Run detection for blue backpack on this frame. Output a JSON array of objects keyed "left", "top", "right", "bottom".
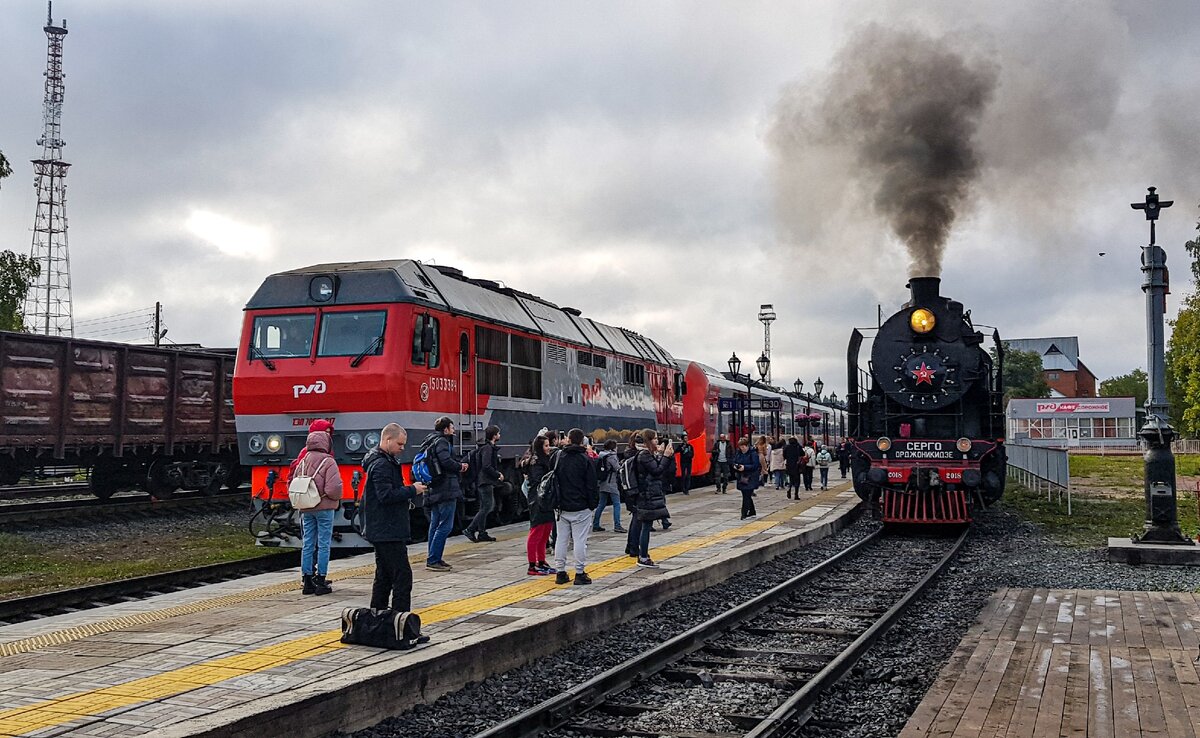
[{"left": 411, "top": 437, "right": 442, "bottom": 485}]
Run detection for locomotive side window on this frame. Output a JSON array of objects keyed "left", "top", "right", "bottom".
[
  {"left": 473, "top": 327, "right": 542, "bottom": 399},
  {"left": 251, "top": 314, "right": 316, "bottom": 358},
  {"left": 318, "top": 311, "right": 386, "bottom": 357},
  {"left": 510, "top": 334, "right": 542, "bottom": 399},
  {"left": 623, "top": 361, "right": 645, "bottom": 387},
  {"left": 411, "top": 314, "right": 441, "bottom": 368}
]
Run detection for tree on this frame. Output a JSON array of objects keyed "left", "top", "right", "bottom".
[
  {"left": 0, "top": 149, "right": 11, "bottom": 185},
  {"left": 992, "top": 343, "right": 1051, "bottom": 403},
  {"left": 1099, "top": 368, "right": 1148, "bottom": 407},
  {"left": 1165, "top": 201, "right": 1200, "bottom": 437},
  {"left": 0, "top": 251, "right": 40, "bottom": 332}
]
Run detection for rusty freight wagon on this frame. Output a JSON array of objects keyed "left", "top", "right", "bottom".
[{"left": 0, "top": 331, "right": 241, "bottom": 499}]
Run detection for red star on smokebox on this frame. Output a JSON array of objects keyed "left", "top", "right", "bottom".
[{"left": 911, "top": 362, "right": 936, "bottom": 385}]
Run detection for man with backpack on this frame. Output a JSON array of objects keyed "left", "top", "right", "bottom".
[
  {"left": 551, "top": 428, "right": 600, "bottom": 585},
  {"left": 420, "top": 417, "right": 467, "bottom": 572},
  {"left": 464, "top": 425, "right": 503, "bottom": 544},
  {"left": 592, "top": 439, "right": 625, "bottom": 533}
]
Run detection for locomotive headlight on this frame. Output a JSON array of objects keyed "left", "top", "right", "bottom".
[
  {"left": 248, "top": 434, "right": 265, "bottom": 454},
  {"left": 265, "top": 434, "right": 284, "bottom": 453},
  {"left": 345, "top": 433, "right": 363, "bottom": 452},
  {"left": 956, "top": 437, "right": 972, "bottom": 453},
  {"left": 910, "top": 308, "right": 936, "bottom": 334},
  {"left": 876, "top": 437, "right": 892, "bottom": 452},
  {"left": 365, "top": 431, "right": 381, "bottom": 449}
]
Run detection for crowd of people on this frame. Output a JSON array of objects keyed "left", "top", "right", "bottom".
[{"left": 287, "top": 419, "right": 854, "bottom": 630}]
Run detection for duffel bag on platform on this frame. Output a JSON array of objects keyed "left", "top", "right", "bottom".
[{"left": 339, "top": 608, "right": 427, "bottom": 650}]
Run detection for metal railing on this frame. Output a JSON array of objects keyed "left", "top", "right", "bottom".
[{"left": 1007, "top": 442, "right": 1072, "bottom": 514}]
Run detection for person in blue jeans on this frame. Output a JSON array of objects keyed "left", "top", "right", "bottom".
[
  {"left": 293, "top": 428, "right": 342, "bottom": 595},
  {"left": 421, "top": 416, "right": 467, "bottom": 571},
  {"left": 592, "top": 440, "right": 625, "bottom": 533}
]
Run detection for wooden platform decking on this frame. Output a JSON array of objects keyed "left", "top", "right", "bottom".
[{"left": 900, "top": 588, "right": 1200, "bottom": 738}]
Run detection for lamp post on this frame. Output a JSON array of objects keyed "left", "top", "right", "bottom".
[
  {"left": 830, "top": 392, "right": 839, "bottom": 442},
  {"left": 1130, "top": 187, "right": 1191, "bottom": 545},
  {"left": 756, "top": 353, "right": 771, "bottom": 435},
  {"left": 728, "top": 352, "right": 742, "bottom": 441},
  {"left": 795, "top": 379, "right": 804, "bottom": 439}
]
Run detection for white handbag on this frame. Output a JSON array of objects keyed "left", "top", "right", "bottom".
[{"left": 288, "top": 457, "right": 330, "bottom": 511}]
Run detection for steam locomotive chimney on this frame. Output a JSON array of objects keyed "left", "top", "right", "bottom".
[{"left": 906, "top": 277, "right": 941, "bottom": 307}]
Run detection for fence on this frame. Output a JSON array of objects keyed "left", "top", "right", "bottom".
[{"left": 1007, "top": 442, "right": 1072, "bottom": 514}]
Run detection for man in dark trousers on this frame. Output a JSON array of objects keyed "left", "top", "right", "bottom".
[
  {"left": 710, "top": 434, "right": 733, "bottom": 494},
  {"left": 465, "top": 425, "right": 503, "bottom": 543},
  {"left": 675, "top": 431, "right": 694, "bottom": 494},
  {"left": 361, "top": 423, "right": 426, "bottom": 612},
  {"left": 837, "top": 439, "right": 853, "bottom": 479}
]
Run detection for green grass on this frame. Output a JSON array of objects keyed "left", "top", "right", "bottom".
[
  {"left": 0, "top": 523, "right": 270, "bottom": 601},
  {"left": 1003, "top": 459, "right": 1200, "bottom": 548}
]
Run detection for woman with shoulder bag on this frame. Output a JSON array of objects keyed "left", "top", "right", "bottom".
[
  {"left": 520, "top": 435, "right": 556, "bottom": 576},
  {"left": 632, "top": 429, "right": 672, "bottom": 569},
  {"left": 293, "top": 428, "right": 342, "bottom": 595},
  {"left": 733, "top": 436, "right": 761, "bottom": 520}
]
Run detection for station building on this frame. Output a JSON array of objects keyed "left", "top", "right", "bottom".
[
  {"left": 1006, "top": 336, "right": 1098, "bottom": 398},
  {"left": 1006, "top": 396, "right": 1138, "bottom": 448}
]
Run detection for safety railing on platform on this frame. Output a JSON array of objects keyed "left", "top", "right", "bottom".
[{"left": 1007, "top": 442, "right": 1072, "bottom": 514}]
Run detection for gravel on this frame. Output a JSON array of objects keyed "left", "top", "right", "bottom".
[{"left": 338, "top": 504, "right": 1200, "bottom": 738}]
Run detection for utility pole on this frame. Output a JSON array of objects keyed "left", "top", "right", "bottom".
[
  {"left": 1129, "top": 187, "right": 1191, "bottom": 545},
  {"left": 153, "top": 302, "right": 162, "bottom": 346},
  {"left": 25, "top": 2, "right": 73, "bottom": 336}
]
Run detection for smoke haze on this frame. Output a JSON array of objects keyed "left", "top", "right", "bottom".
[{"left": 770, "top": 25, "right": 996, "bottom": 277}]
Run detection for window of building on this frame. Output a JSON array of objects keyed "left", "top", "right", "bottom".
[
  {"left": 318, "top": 311, "right": 386, "bottom": 357},
  {"left": 1048, "top": 372, "right": 1059, "bottom": 380},
  {"left": 411, "top": 313, "right": 441, "bottom": 368},
  {"left": 474, "top": 327, "right": 542, "bottom": 399},
  {"left": 623, "top": 360, "right": 645, "bottom": 387},
  {"left": 252, "top": 314, "right": 316, "bottom": 358}
]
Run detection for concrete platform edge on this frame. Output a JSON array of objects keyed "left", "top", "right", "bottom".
[
  {"left": 1107, "top": 536, "right": 1200, "bottom": 565},
  {"left": 159, "top": 500, "right": 862, "bottom": 738}
]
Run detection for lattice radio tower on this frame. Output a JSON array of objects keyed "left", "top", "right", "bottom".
[{"left": 25, "top": 2, "right": 73, "bottom": 336}]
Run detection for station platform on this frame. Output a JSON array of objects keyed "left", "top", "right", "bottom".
[
  {"left": 0, "top": 481, "right": 860, "bottom": 738},
  {"left": 901, "top": 588, "right": 1200, "bottom": 738}
]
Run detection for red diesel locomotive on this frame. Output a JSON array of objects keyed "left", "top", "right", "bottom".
[{"left": 234, "top": 260, "right": 684, "bottom": 547}]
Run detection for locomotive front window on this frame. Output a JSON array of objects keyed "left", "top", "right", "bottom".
[
  {"left": 251, "top": 314, "right": 316, "bottom": 358},
  {"left": 318, "top": 311, "right": 386, "bottom": 357}
]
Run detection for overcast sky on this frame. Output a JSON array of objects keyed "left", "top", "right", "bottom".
[{"left": 1, "top": 0, "right": 1198, "bottom": 396}]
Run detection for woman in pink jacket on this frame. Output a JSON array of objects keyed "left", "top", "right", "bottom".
[{"left": 294, "top": 429, "right": 342, "bottom": 595}]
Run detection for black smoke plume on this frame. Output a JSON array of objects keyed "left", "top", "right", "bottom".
[{"left": 771, "top": 26, "right": 997, "bottom": 277}]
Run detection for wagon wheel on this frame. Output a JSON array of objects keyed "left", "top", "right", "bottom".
[
  {"left": 144, "top": 460, "right": 180, "bottom": 501},
  {"left": 493, "top": 482, "right": 518, "bottom": 525},
  {"left": 88, "top": 469, "right": 120, "bottom": 500}
]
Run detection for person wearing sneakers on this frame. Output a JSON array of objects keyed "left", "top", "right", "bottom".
[
  {"left": 815, "top": 445, "right": 834, "bottom": 490},
  {"left": 519, "top": 434, "right": 557, "bottom": 576},
  {"left": 632, "top": 429, "right": 672, "bottom": 569},
  {"left": 464, "top": 425, "right": 503, "bottom": 544},
  {"left": 552, "top": 429, "right": 600, "bottom": 585},
  {"left": 361, "top": 424, "right": 426, "bottom": 611},
  {"left": 593, "top": 439, "right": 625, "bottom": 534},
  {"left": 422, "top": 416, "right": 467, "bottom": 572}
]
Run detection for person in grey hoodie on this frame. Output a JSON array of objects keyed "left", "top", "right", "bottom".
[
  {"left": 294, "top": 427, "right": 343, "bottom": 595},
  {"left": 592, "top": 439, "right": 625, "bottom": 533}
]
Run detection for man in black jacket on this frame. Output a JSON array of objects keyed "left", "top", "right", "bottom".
[
  {"left": 423, "top": 417, "right": 467, "bottom": 572},
  {"left": 464, "top": 425, "right": 503, "bottom": 543},
  {"left": 676, "top": 431, "right": 694, "bottom": 494},
  {"left": 552, "top": 428, "right": 600, "bottom": 586},
  {"left": 361, "top": 424, "right": 426, "bottom": 611}
]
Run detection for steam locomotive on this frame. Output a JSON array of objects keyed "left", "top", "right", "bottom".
[{"left": 847, "top": 277, "right": 1006, "bottom": 523}]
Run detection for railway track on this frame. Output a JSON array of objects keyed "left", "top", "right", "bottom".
[
  {"left": 0, "top": 481, "right": 91, "bottom": 500},
  {"left": 0, "top": 551, "right": 300, "bottom": 625},
  {"left": 472, "top": 528, "right": 968, "bottom": 738},
  {"left": 0, "top": 490, "right": 247, "bottom": 526}
]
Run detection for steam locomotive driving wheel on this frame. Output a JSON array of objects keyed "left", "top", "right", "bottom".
[{"left": 893, "top": 347, "right": 959, "bottom": 409}]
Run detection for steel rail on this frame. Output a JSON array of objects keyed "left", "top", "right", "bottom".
[
  {"left": 470, "top": 530, "right": 885, "bottom": 738},
  {"left": 0, "top": 551, "right": 300, "bottom": 623},
  {"left": 746, "top": 526, "right": 970, "bottom": 738},
  {"left": 0, "top": 482, "right": 90, "bottom": 500},
  {"left": 0, "top": 491, "right": 247, "bottom": 525}
]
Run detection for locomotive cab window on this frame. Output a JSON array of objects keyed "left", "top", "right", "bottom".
[
  {"left": 412, "top": 314, "right": 441, "bottom": 368},
  {"left": 251, "top": 314, "right": 316, "bottom": 358},
  {"left": 318, "top": 311, "right": 386, "bottom": 357}
]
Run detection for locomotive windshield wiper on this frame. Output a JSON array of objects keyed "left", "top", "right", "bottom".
[
  {"left": 350, "top": 335, "right": 384, "bottom": 368},
  {"left": 249, "top": 346, "right": 276, "bottom": 371}
]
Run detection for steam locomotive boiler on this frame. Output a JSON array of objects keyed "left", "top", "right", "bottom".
[{"left": 847, "top": 277, "right": 1006, "bottom": 523}]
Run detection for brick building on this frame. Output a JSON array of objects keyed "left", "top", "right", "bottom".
[{"left": 1006, "top": 337, "right": 1098, "bottom": 398}]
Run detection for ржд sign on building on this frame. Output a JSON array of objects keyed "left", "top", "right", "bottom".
[{"left": 1007, "top": 397, "right": 1137, "bottom": 448}]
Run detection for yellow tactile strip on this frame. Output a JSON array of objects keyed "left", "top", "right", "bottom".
[{"left": 0, "top": 487, "right": 852, "bottom": 737}]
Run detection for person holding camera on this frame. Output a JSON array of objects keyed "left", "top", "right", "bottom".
[
  {"left": 632, "top": 429, "right": 672, "bottom": 568},
  {"left": 732, "top": 436, "right": 761, "bottom": 519},
  {"left": 361, "top": 424, "right": 427, "bottom": 612}
]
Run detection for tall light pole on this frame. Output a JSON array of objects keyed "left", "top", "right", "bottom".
[
  {"left": 728, "top": 352, "right": 743, "bottom": 441},
  {"left": 758, "top": 304, "right": 776, "bottom": 384},
  {"left": 1130, "top": 187, "right": 1191, "bottom": 545},
  {"left": 756, "top": 353, "right": 771, "bottom": 434}
]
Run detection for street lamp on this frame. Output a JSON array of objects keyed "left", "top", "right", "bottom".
[
  {"left": 728, "top": 353, "right": 742, "bottom": 439},
  {"left": 756, "top": 354, "right": 773, "bottom": 435},
  {"left": 814, "top": 377, "right": 824, "bottom": 398},
  {"left": 792, "top": 379, "right": 802, "bottom": 436},
  {"left": 1129, "top": 186, "right": 1191, "bottom": 545}
]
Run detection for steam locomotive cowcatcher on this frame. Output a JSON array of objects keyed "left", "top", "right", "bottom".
[{"left": 847, "top": 277, "right": 1006, "bottom": 524}]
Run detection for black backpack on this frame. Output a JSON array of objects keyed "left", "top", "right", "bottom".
[{"left": 598, "top": 452, "right": 615, "bottom": 484}]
